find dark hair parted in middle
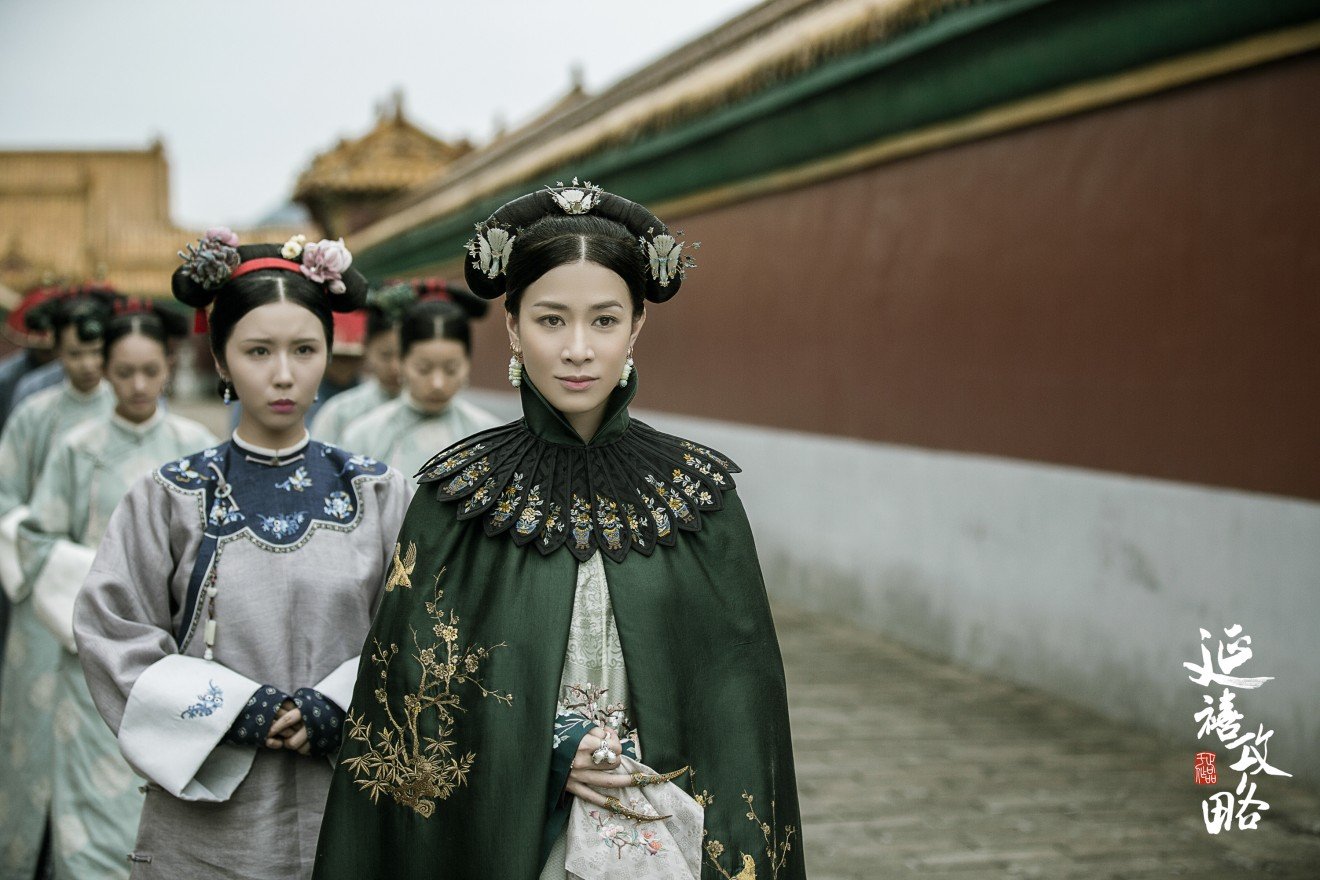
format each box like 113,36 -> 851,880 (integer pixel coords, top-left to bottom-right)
399,299 -> 476,357
171,243 -> 368,365
103,305 -> 189,360
25,286 -> 119,346
368,279 -> 488,339
501,214 -> 647,318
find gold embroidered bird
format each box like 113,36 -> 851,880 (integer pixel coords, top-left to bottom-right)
385,541 -> 417,592
732,854 -> 757,880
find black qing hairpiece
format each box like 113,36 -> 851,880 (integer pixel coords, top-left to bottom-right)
463,179 -> 698,303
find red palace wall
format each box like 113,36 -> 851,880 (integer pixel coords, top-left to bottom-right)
468,53 -> 1320,501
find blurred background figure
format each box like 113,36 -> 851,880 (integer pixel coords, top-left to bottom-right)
15,302 -> 212,879
0,285 -> 115,878
308,288 -> 405,444
0,285 -> 60,430
338,296 -> 498,487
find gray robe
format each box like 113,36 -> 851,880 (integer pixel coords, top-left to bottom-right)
74,435 -> 410,878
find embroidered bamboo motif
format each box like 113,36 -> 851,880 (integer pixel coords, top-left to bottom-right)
704,792 -> 796,880
384,541 -> 417,592
342,567 -> 512,818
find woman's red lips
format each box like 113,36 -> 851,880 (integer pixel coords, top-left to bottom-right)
557,376 -> 597,391
269,399 -> 297,413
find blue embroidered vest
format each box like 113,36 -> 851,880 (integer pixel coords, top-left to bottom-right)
155,434 -> 389,647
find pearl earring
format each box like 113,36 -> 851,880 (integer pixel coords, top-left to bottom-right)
222,382 -> 232,406
619,351 -> 634,388
508,348 -> 523,387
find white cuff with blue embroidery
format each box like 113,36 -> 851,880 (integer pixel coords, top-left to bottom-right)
314,655 -> 360,712
0,505 -> 29,600
31,538 -> 96,653
119,654 -> 263,801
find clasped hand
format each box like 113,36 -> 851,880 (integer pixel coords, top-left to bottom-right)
565,725 -> 632,810
265,698 -> 311,755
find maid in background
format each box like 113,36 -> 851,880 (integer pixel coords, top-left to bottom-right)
338,294 -> 499,487
74,229 -> 410,878
0,286 -> 116,878
18,302 -> 215,878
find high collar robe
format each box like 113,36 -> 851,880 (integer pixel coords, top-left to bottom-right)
338,394 -> 500,495
74,435 -> 410,879
309,377 -> 393,446
313,376 -> 804,879
9,410 -> 216,879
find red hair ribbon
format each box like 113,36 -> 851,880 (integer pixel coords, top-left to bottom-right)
194,309 -> 209,334
230,257 -> 305,280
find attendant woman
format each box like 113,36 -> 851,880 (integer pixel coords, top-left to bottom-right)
308,284 -> 407,444
18,305 -> 216,879
73,230 -> 410,878
338,297 -> 499,487
314,184 -> 804,879
0,289 -> 114,878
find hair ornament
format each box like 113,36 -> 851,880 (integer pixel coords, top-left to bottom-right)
368,282 -> 418,323
177,227 -> 241,290
281,234 -> 307,259
642,230 -> 697,289
469,225 -> 515,280
464,179 -> 698,303
299,238 -> 353,294
546,178 -> 603,215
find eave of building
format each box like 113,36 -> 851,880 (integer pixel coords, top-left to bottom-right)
293,116 -> 469,201
349,0 -> 1320,281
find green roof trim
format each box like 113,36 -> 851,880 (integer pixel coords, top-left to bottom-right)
356,0 -> 1320,280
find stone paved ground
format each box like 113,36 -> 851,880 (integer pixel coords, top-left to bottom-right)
776,605 -> 1320,879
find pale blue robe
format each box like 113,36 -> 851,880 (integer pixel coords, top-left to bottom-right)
16,410 -> 217,879
0,380 -> 112,877
308,377 -> 393,446
338,394 -> 500,489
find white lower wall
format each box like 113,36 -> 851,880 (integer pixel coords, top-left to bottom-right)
469,390 -> 1320,790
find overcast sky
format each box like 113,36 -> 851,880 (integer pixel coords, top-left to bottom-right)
0,0 -> 760,228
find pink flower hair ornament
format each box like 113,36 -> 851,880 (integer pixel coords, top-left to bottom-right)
299,238 -> 353,295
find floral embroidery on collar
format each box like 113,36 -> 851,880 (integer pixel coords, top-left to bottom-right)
156,439 -> 390,550
416,422 -> 739,563
277,466 -> 312,492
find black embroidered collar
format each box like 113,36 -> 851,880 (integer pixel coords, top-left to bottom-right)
416,372 -> 740,563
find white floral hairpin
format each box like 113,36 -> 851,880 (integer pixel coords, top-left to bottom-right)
546,178 -> 603,215
640,228 -> 699,288
468,225 -> 516,279
280,234 -> 307,259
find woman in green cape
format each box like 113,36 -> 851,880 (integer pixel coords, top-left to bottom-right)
314,183 -> 804,879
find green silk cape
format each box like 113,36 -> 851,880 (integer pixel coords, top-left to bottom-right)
313,374 -> 804,879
